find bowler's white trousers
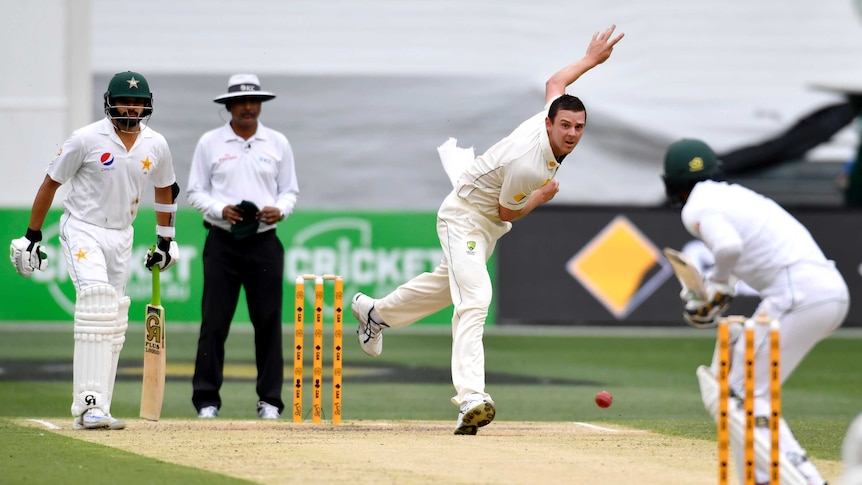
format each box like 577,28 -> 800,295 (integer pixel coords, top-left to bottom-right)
375,191 -> 511,406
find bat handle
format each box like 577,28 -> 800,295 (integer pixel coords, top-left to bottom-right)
152,259 -> 161,307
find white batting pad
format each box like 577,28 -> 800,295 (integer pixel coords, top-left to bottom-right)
105,296 -> 130,413
696,365 -> 719,421
71,285 -> 118,417
727,397 -> 808,485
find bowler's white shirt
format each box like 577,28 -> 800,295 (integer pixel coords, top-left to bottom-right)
187,122 -> 299,233
681,180 -> 827,292
47,118 -> 175,229
455,101 -> 561,220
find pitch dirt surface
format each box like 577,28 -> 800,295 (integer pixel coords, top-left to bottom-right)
25,418 -> 843,484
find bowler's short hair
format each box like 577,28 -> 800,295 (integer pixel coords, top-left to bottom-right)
548,94 -> 586,122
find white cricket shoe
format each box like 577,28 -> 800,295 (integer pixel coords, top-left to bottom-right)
257,401 -> 280,420
454,399 -> 496,435
106,415 -> 126,430
198,405 -> 218,419
73,411 -> 125,430
72,408 -> 111,430
352,293 -> 389,357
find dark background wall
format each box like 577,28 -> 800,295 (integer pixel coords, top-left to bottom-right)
497,206 -> 862,327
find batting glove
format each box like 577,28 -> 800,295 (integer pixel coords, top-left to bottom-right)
683,280 -> 734,329
145,237 -> 179,271
9,228 -> 48,278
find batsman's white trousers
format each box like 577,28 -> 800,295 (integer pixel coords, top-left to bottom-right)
376,191 -> 511,406
725,261 -> 848,398
713,260 -> 849,484
59,212 -> 133,296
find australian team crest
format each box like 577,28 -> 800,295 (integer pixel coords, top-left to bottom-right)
466,240 -> 476,255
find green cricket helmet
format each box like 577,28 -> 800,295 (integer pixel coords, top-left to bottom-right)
103,71 -> 154,124
661,138 -> 722,205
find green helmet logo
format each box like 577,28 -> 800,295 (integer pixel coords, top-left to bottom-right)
689,156 -> 704,171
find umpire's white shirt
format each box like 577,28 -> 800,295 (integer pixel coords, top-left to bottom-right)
48,118 -> 176,229
187,122 -> 299,233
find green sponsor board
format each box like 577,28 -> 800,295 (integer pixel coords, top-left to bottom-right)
0,209 -> 496,325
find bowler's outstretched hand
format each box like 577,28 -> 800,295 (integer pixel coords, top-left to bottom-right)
585,24 -> 624,66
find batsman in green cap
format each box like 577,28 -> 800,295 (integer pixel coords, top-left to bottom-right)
9,71 -> 180,430
662,137 -> 848,485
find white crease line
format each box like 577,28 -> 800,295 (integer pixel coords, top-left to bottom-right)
361,421 -> 397,427
571,422 -> 628,433
27,419 -> 61,430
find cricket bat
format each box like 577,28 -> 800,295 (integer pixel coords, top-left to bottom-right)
140,264 -> 166,421
662,247 -> 706,299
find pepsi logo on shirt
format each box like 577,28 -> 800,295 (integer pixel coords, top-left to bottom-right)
100,152 -> 116,172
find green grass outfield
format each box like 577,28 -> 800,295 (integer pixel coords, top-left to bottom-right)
1,323 -> 860,484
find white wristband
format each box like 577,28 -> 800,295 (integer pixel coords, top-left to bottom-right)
154,203 -> 177,212
156,225 -> 176,238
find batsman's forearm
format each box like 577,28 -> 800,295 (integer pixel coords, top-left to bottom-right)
27,204 -> 50,232
154,186 -> 176,232
155,212 -> 173,228
710,244 -> 742,283
28,176 -> 61,231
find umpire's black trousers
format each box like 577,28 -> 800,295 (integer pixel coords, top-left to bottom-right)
192,227 -> 285,413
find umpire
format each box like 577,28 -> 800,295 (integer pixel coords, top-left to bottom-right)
187,74 -> 299,419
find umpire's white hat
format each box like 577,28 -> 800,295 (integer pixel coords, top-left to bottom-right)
213,74 -> 276,104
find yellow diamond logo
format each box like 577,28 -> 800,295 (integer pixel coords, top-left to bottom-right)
567,215 -> 671,319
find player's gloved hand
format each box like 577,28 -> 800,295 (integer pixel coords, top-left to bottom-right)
683,280 -> 735,329
9,228 -> 48,278
145,237 -> 179,271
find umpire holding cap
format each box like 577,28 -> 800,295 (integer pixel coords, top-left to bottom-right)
188,74 -> 299,420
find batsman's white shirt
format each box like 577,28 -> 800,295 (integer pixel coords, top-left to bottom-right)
187,122 -> 299,233
49,118 -> 175,228
685,180 -> 849,482
50,118 -> 176,294
682,180 -> 832,292
377,103 -> 562,406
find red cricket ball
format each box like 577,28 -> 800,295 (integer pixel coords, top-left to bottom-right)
595,390 -> 613,408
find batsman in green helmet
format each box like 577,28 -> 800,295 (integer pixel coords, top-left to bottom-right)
9,70 -> 179,431
662,137 -> 848,485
